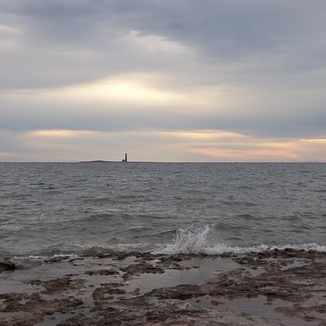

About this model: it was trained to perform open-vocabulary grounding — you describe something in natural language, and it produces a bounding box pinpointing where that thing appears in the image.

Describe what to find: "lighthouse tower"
[122,153,128,162]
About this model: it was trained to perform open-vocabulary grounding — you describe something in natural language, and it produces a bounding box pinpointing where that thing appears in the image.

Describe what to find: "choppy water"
[0,162,325,257]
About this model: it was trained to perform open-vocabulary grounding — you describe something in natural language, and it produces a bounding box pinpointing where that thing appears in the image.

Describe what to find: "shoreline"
[1,249,325,325]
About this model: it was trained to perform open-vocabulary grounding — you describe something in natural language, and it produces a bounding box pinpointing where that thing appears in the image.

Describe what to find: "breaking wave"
[152,225,326,255]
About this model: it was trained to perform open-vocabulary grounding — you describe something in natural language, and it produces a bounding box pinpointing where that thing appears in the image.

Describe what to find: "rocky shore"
[0,249,325,325]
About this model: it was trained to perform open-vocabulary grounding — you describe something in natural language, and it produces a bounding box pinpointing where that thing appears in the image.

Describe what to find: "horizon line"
[0,160,324,164]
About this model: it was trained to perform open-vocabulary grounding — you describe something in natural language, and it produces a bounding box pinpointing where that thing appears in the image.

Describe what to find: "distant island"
[80,154,128,163]
[79,160,121,163]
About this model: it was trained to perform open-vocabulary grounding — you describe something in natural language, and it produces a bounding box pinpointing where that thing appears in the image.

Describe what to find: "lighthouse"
[122,153,128,162]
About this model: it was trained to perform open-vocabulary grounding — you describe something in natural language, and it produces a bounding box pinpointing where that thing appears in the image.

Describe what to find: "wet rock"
[0,314,44,326]
[54,314,94,326]
[68,257,84,263]
[1,249,325,325]
[0,260,16,272]
[0,292,83,314]
[121,262,164,280]
[84,268,119,276]
[58,296,280,326]
[92,284,126,303]
[28,277,86,294]
[148,284,203,300]
[45,256,70,263]
[199,253,326,324]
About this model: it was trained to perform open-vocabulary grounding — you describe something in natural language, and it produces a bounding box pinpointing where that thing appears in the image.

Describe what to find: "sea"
[1,162,325,259]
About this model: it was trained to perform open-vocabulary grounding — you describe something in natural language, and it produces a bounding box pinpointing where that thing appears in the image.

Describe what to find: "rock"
[28,277,86,294]
[0,261,16,272]
[147,284,203,300]
[84,268,119,276]
[58,296,281,326]
[55,314,94,325]
[45,256,70,263]
[121,262,164,280]
[0,292,83,317]
[1,249,326,325]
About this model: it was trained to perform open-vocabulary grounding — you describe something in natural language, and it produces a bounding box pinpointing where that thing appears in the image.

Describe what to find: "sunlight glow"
[6,71,228,112]
[156,131,302,160]
[93,80,175,103]
[81,78,226,108]
[156,130,248,140]
[299,138,326,144]
[36,73,184,107]
[191,148,299,160]
[31,130,95,138]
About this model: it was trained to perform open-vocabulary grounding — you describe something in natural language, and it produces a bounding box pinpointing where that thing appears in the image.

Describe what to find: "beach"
[1,249,325,325]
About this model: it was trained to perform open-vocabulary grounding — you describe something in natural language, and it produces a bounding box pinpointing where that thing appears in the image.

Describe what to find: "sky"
[1,0,326,162]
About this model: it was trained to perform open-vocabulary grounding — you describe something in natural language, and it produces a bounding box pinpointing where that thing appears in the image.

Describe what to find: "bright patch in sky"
[31,130,80,138]
[126,30,188,55]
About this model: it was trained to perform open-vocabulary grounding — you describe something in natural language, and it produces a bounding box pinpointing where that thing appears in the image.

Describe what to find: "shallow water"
[188,295,319,326]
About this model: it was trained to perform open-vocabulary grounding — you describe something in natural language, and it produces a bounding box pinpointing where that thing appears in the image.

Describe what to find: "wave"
[152,225,326,255]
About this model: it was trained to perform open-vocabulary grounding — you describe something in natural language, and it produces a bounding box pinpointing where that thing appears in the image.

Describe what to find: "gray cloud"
[1,0,326,161]
[2,0,326,90]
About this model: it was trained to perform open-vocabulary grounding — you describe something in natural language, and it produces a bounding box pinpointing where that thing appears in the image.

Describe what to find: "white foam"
[152,226,326,255]
[15,253,80,260]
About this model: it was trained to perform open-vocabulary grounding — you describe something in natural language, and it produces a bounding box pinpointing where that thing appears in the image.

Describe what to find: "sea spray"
[153,225,326,255]
[153,225,212,255]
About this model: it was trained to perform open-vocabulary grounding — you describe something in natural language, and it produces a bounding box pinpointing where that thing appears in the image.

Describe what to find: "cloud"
[1,0,326,161]
[2,0,325,91]
[2,128,326,162]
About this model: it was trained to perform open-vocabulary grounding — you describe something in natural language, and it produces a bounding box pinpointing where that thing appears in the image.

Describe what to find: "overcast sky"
[1,0,326,162]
